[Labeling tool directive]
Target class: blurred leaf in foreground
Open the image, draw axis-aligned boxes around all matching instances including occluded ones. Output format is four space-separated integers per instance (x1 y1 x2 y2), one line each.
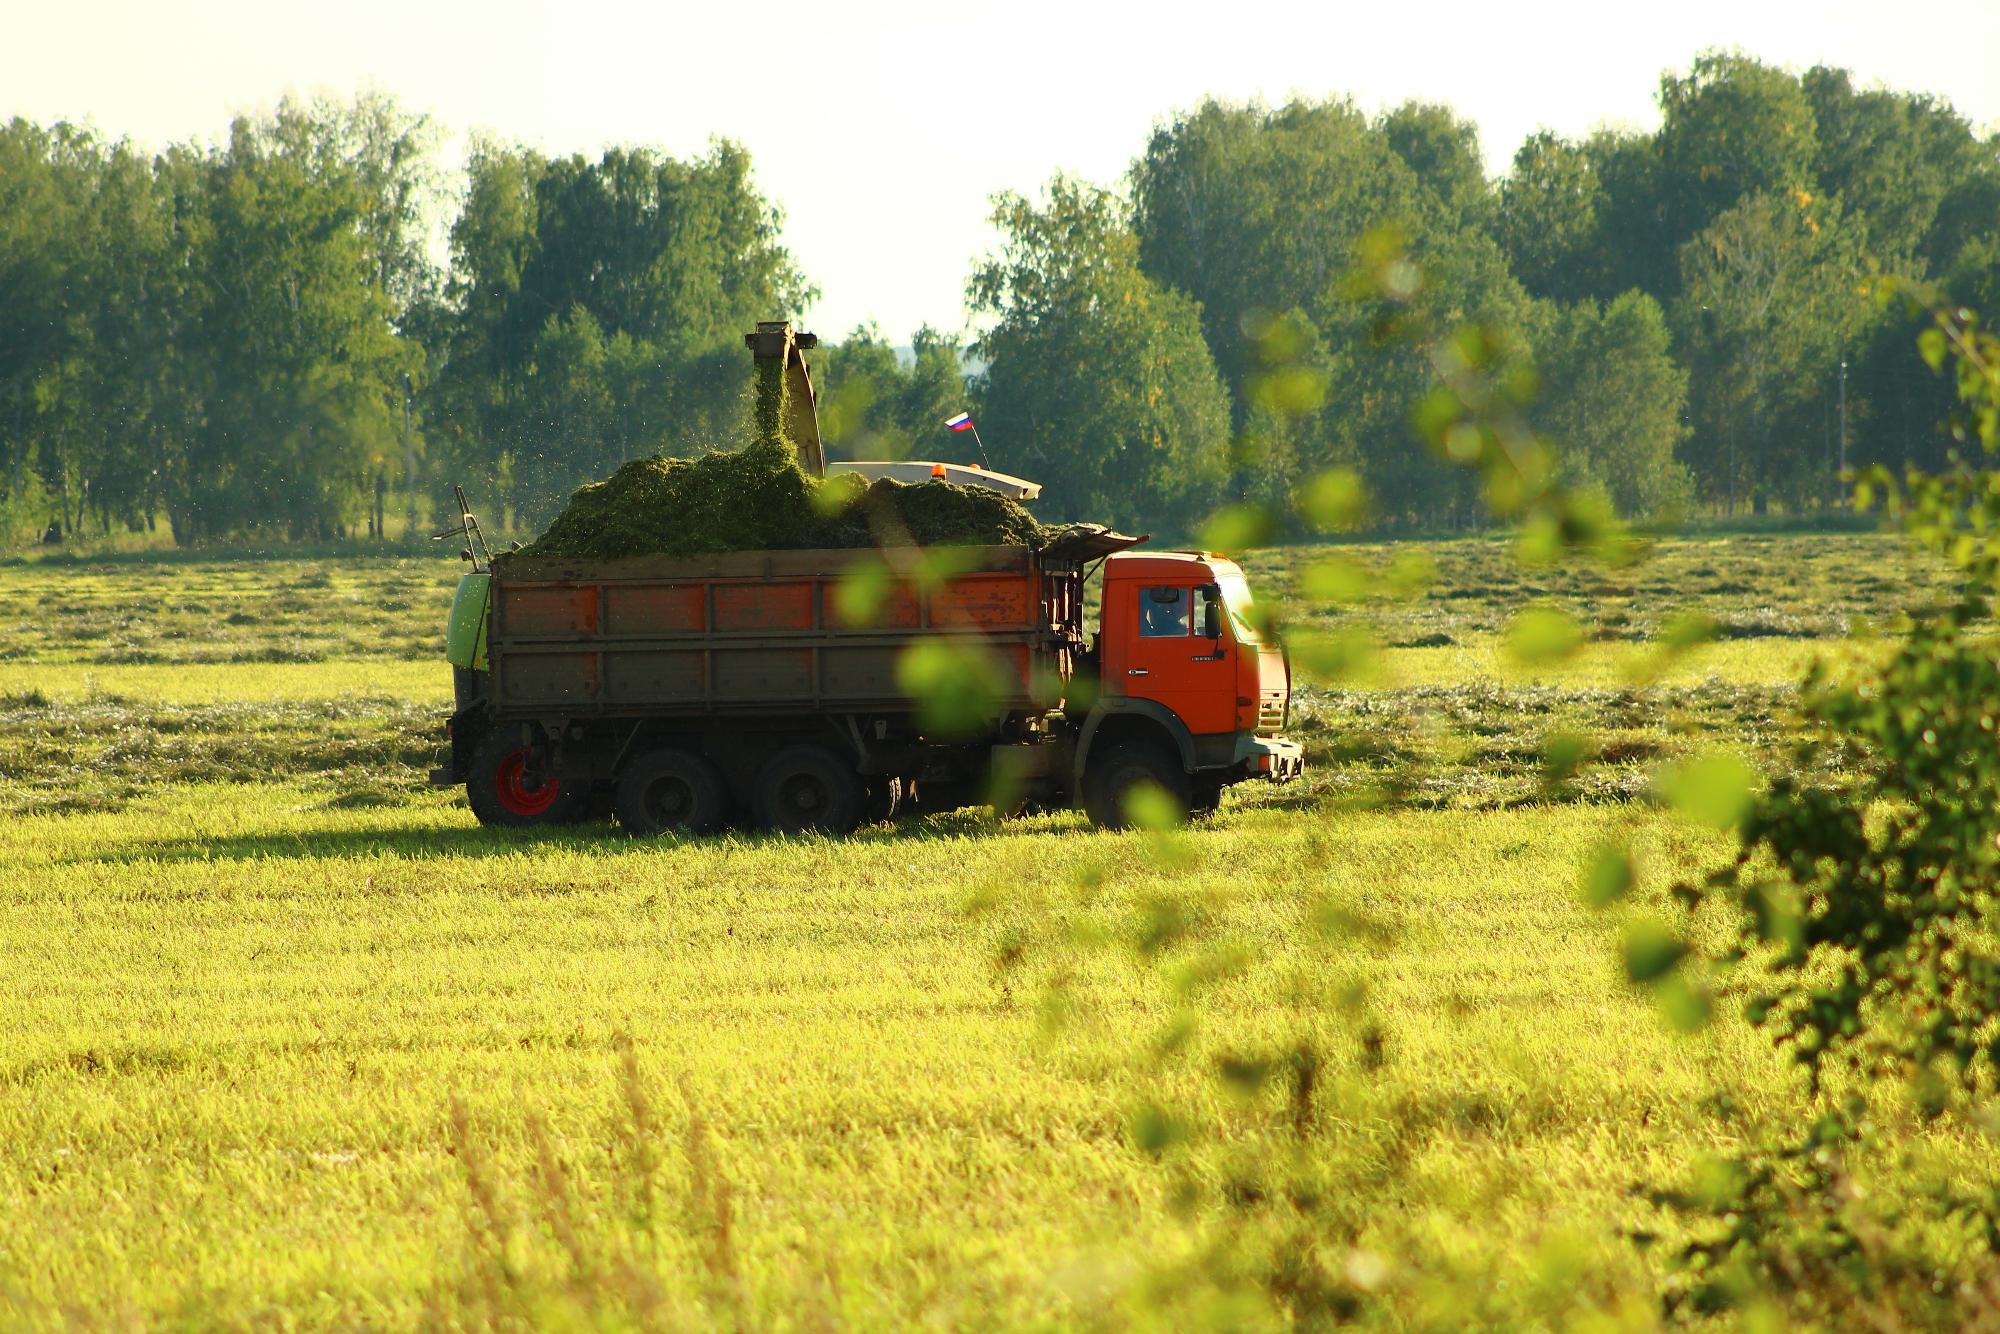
1581 845 1634 907
1288 627 1381 684
832 557 891 626
1298 467 1370 533
1198 502 1277 552
1541 729 1593 789
1385 550 1435 599
1656 752 1757 830
896 639 1008 738
1504 607 1583 665
1624 920 1688 984
1655 974 1713 1032
1300 557 1371 604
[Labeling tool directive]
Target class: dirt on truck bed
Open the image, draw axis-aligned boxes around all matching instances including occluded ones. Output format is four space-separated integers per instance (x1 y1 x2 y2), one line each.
501 439 1060 562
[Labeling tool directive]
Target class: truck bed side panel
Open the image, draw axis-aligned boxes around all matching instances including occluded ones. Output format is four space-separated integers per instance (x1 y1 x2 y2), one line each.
485 545 1078 721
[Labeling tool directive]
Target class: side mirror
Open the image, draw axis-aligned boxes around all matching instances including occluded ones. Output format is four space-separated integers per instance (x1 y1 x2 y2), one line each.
1201 586 1223 639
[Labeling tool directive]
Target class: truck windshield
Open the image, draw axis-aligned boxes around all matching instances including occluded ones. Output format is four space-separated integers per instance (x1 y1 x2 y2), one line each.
1215 573 1260 641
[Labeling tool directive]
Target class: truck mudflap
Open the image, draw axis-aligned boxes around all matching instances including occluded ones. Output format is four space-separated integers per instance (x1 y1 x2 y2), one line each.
1234 733 1304 782
429 703 488 785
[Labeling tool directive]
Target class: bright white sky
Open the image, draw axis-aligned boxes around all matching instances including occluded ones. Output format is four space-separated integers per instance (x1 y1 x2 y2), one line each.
9 0 1999 342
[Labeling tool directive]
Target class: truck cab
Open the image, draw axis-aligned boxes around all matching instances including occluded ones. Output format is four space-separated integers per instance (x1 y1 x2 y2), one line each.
1074 551 1302 826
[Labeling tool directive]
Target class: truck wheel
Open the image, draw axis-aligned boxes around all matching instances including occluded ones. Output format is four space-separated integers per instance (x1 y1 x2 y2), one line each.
467 734 583 828
1192 779 1225 818
1083 741 1192 831
755 745 866 835
615 748 728 836
863 776 904 825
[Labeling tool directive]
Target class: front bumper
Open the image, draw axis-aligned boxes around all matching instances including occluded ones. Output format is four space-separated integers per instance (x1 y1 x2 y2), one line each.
1234 732 1304 783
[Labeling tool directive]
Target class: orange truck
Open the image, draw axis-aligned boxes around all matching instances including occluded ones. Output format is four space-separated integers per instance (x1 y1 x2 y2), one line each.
430 324 1301 834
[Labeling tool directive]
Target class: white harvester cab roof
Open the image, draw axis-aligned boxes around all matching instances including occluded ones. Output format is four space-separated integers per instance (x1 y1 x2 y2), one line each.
827 460 1041 501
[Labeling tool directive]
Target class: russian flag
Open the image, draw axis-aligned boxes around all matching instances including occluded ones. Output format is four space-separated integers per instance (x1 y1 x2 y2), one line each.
944 412 974 432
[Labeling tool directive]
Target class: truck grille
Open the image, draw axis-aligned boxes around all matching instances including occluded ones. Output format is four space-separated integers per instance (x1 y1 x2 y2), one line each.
1258 696 1285 734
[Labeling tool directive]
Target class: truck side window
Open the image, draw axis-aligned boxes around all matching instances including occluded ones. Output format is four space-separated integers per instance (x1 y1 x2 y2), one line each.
1139 585 1190 637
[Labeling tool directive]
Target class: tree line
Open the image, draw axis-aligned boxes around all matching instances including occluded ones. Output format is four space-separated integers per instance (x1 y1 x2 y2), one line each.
980 54 1998 531
2 52 1996 544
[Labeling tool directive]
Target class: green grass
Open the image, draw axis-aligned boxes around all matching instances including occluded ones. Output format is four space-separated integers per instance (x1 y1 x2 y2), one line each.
0 555 460 666
0 531 1947 672
0 531 1979 1326
0 786 1767 1327
1240 530 1955 647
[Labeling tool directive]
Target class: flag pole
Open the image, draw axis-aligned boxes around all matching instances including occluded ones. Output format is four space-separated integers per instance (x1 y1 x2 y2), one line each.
946 412 993 470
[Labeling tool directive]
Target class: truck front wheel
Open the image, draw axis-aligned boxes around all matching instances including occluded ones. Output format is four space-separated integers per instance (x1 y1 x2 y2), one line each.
616 748 728 836
1083 740 1192 831
755 745 866 835
467 734 584 828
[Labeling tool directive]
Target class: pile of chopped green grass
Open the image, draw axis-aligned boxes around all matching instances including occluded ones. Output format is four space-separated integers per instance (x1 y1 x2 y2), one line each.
503 440 1052 560
845 474 1046 548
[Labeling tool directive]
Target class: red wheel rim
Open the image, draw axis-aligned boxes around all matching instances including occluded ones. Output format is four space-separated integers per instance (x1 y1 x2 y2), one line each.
493 747 559 817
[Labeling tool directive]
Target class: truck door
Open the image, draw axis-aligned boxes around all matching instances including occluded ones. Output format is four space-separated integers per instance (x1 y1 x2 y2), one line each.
1115 580 1238 737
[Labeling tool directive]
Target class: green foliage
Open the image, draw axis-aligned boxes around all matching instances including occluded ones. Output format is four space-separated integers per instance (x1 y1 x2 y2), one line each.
1802 65 1984 277
1582 845 1635 907
431 139 811 529
1673 190 1872 511
1657 52 1821 245
1847 235 2000 477
1639 297 2000 1321
0 98 434 545
1379 101 1492 231
1582 129 1679 302
817 325 970 465
1129 99 1531 528
968 176 1231 530
1656 751 1757 831
172 106 421 541
1496 132 1605 304
1487 54 1997 522
1638 1105 2000 1323
9 53 2000 549
1621 919 1688 983
1529 291 1693 518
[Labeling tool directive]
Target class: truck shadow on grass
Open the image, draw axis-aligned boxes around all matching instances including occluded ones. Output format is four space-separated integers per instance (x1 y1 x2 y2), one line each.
59 777 1651 869
62 808 1058 868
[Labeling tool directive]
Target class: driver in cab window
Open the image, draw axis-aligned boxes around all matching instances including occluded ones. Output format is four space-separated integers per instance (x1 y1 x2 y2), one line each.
1141 586 1189 637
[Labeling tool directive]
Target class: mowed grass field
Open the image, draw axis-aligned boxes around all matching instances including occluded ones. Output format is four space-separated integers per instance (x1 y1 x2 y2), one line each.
0 531 1978 1326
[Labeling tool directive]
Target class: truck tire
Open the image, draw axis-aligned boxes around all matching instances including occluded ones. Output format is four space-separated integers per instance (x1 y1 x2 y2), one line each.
467 733 584 828
863 776 904 825
1083 740 1192 831
615 748 728 837
755 745 866 835
1192 778 1225 818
